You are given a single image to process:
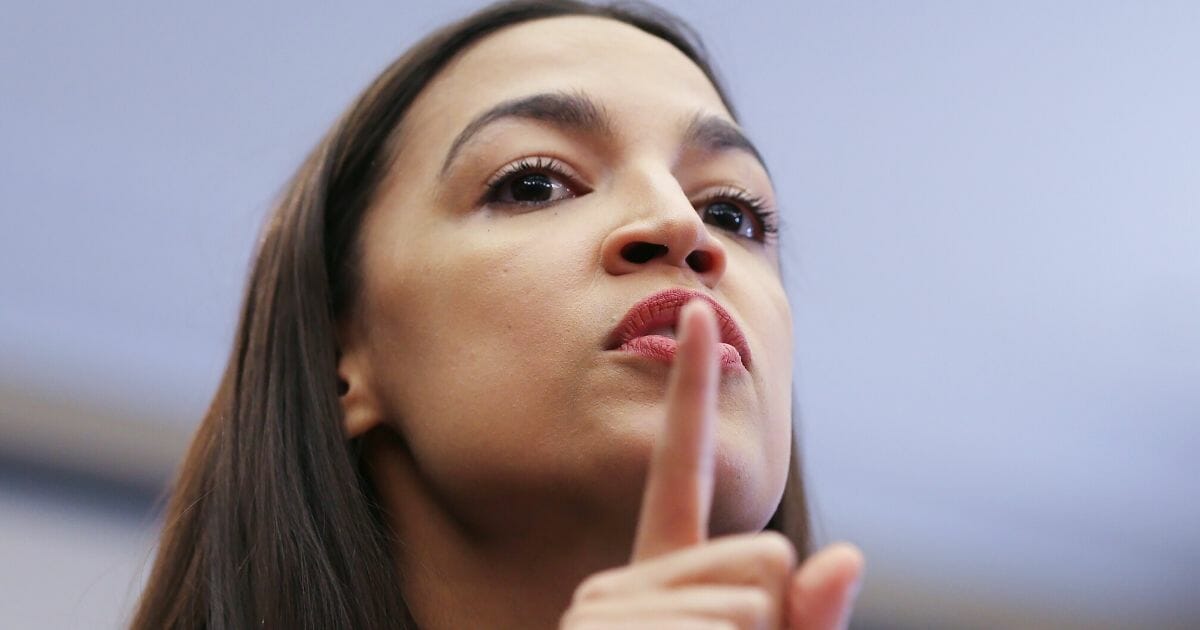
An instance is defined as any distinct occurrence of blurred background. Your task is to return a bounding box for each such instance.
[2,1,1197,628]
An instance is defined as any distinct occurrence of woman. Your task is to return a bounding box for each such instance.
[133,1,863,628]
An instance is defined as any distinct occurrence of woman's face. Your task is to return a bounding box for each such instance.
[343,16,793,536]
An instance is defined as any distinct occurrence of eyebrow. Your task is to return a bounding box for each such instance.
[441,91,612,175]
[681,112,768,172]
[439,91,767,176]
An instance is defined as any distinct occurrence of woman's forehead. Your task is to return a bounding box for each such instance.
[402,15,731,152]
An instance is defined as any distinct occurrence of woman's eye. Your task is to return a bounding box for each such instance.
[701,200,759,240]
[489,171,575,205]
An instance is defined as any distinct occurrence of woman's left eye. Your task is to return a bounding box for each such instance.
[702,201,752,237]
[697,189,777,242]
[485,158,579,206]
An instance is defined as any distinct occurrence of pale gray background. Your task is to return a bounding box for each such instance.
[1,1,1197,628]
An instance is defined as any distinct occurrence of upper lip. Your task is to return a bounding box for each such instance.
[605,288,752,368]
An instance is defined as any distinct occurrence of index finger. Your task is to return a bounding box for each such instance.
[631,299,720,561]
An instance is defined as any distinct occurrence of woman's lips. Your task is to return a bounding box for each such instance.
[605,288,751,371]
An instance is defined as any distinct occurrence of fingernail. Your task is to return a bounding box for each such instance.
[678,300,704,342]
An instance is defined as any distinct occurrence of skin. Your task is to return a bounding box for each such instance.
[336,15,863,629]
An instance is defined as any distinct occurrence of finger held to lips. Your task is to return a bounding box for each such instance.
[632,299,720,561]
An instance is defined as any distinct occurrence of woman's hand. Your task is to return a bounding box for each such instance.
[561,300,864,629]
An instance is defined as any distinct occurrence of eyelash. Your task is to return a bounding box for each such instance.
[694,186,779,243]
[483,156,580,202]
[483,157,779,243]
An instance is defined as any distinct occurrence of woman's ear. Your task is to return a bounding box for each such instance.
[336,328,384,439]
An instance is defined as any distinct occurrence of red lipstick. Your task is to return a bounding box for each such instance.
[605,288,751,371]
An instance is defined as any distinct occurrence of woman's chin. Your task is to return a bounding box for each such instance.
[709,439,789,536]
[566,410,787,537]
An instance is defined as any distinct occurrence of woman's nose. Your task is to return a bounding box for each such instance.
[600,190,728,288]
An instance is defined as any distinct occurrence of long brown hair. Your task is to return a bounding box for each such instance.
[131,2,809,628]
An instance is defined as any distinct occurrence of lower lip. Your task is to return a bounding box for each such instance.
[617,335,744,371]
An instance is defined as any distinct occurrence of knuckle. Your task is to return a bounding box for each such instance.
[746,587,774,616]
[731,588,773,629]
[752,531,797,576]
[558,606,590,629]
[572,571,616,603]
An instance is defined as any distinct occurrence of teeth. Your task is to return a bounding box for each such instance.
[645,325,675,339]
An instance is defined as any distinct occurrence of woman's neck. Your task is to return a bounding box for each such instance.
[364,430,633,629]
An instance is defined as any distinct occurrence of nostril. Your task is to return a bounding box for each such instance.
[621,242,668,264]
[686,250,714,273]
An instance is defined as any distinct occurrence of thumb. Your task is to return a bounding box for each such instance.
[788,543,865,630]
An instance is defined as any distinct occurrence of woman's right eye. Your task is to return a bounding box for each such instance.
[490,172,573,205]
[484,157,581,207]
